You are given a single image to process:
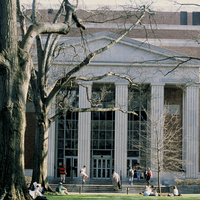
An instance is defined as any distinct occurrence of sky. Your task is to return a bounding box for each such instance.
[20,0,200,12]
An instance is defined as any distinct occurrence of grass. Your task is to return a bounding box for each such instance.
[44,194,200,200]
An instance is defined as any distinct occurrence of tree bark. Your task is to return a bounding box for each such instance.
[0,0,32,199]
[31,107,53,191]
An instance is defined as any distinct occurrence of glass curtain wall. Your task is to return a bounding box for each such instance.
[56,86,79,178]
[127,84,150,175]
[91,83,115,179]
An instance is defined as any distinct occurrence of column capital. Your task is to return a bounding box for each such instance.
[115,82,129,86]
[151,83,165,86]
[186,83,199,88]
[78,81,93,86]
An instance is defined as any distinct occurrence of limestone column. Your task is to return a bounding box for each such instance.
[150,83,165,176]
[78,83,92,177]
[115,83,128,178]
[184,85,199,178]
[47,99,56,180]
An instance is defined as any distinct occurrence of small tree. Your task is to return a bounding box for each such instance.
[149,107,183,193]
[128,84,184,193]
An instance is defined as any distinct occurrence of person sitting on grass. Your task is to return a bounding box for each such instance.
[143,185,152,196]
[172,185,181,196]
[56,182,69,195]
[142,185,158,196]
[150,185,159,196]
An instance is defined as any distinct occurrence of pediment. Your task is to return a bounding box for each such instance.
[57,31,200,67]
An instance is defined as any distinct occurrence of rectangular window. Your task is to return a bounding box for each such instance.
[56,85,79,177]
[91,83,115,178]
[127,84,150,169]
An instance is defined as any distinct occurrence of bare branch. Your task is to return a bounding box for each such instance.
[32,0,37,23]
[49,106,137,126]
[74,71,136,106]
[163,57,193,76]
[46,7,147,108]
[43,2,65,87]
[21,23,70,52]
[171,0,200,7]
[64,0,85,29]
[17,0,27,38]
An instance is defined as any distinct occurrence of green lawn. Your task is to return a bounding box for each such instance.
[44,194,200,200]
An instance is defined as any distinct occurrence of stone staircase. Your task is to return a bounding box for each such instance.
[50,178,170,194]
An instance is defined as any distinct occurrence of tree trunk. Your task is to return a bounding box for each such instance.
[0,0,32,199]
[158,170,161,193]
[0,95,32,200]
[32,109,53,191]
[157,152,161,194]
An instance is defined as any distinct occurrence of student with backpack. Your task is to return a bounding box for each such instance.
[146,167,152,186]
[127,166,134,185]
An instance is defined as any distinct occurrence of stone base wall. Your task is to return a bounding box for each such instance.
[175,179,200,194]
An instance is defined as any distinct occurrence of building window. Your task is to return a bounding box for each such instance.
[180,11,188,25]
[127,84,150,170]
[192,12,200,25]
[56,85,79,178]
[91,83,115,179]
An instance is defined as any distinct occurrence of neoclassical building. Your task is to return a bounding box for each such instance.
[25,31,200,182]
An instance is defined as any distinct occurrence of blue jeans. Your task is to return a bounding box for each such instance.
[137,172,141,180]
[129,177,133,185]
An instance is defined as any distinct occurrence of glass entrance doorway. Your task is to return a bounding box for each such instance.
[127,157,139,168]
[127,157,139,178]
[65,156,78,178]
[92,156,111,179]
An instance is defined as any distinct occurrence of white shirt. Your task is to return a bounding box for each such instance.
[174,188,179,196]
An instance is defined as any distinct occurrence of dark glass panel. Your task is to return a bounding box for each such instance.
[58,140,64,148]
[65,130,71,139]
[100,132,105,139]
[93,131,99,139]
[58,130,64,139]
[100,112,106,120]
[106,131,112,139]
[58,120,64,129]
[99,140,105,149]
[65,140,71,149]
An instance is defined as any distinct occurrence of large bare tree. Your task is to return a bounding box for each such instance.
[0,0,150,198]
[0,0,32,199]
[26,1,150,190]
[0,0,137,198]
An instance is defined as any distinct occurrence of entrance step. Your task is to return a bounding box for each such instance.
[50,178,170,194]
[50,183,170,194]
[50,178,113,185]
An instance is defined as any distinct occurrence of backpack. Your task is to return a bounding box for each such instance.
[129,169,133,176]
[148,171,152,177]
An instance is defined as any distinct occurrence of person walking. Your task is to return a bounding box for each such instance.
[60,164,67,183]
[146,167,152,186]
[127,166,134,185]
[112,171,121,191]
[80,165,88,183]
[136,163,142,180]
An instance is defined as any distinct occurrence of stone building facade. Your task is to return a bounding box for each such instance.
[25,10,200,183]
